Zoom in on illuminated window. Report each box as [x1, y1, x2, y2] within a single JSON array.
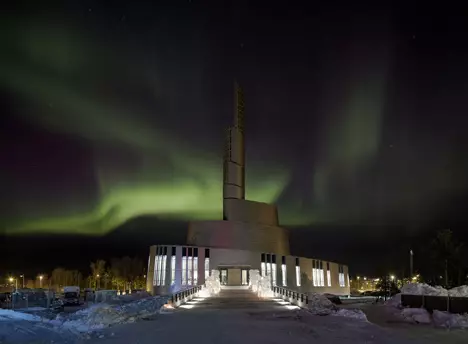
[[153, 256, 159, 285], [242, 270, 248, 285], [171, 256, 176, 285], [161, 255, 167, 286], [327, 262, 331, 287], [282, 256, 287, 286], [261, 253, 266, 276], [193, 257, 198, 285], [188, 256, 193, 285], [182, 248, 187, 286], [205, 249, 210, 280], [205, 258, 210, 279], [338, 265, 345, 287], [295, 258, 301, 287], [296, 266, 301, 287], [266, 261, 271, 279], [272, 263, 277, 286]]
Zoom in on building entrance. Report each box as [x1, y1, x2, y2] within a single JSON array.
[[219, 267, 250, 286]]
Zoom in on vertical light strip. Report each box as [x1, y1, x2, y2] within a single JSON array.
[[282, 264, 287, 286], [161, 255, 167, 286], [193, 257, 198, 285], [171, 256, 176, 285]]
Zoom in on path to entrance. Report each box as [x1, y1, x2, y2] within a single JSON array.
[[85, 287, 428, 344], [181, 286, 289, 311]]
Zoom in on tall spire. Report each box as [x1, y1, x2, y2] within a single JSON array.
[[222, 82, 246, 219], [234, 81, 244, 133]]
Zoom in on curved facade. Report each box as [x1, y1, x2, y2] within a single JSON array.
[[187, 220, 290, 255]]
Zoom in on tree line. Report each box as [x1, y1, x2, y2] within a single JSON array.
[[39, 256, 146, 291]]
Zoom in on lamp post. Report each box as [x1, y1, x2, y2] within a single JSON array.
[[39, 275, 43, 288], [19, 275, 25, 289], [96, 274, 100, 290], [9, 277, 17, 291]]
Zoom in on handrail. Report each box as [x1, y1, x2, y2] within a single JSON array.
[[272, 285, 309, 306], [169, 285, 203, 306]]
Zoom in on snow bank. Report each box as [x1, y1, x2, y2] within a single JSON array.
[[448, 285, 468, 297], [401, 283, 468, 297], [400, 308, 432, 324], [401, 283, 448, 296], [54, 295, 168, 333], [307, 293, 337, 315], [0, 309, 43, 322], [332, 308, 368, 321], [432, 310, 468, 329], [307, 293, 367, 320], [385, 293, 402, 308]]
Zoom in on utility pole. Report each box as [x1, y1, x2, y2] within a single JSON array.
[[410, 249, 414, 278]]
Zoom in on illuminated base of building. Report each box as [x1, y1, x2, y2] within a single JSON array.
[[146, 245, 351, 296]]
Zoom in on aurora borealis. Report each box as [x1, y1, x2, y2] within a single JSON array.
[[2, 2, 468, 242]]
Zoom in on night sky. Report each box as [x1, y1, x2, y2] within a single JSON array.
[[1, 2, 468, 276]]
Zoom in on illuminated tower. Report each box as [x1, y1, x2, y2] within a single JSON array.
[[223, 82, 245, 219]]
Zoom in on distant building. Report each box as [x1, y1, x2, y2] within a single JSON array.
[[146, 83, 350, 296]]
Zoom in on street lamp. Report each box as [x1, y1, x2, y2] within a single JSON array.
[[39, 275, 43, 288], [19, 275, 25, 288], [96, 274, 100, 290], [9, 277, 18, 291], [390, 275, 395, 281]]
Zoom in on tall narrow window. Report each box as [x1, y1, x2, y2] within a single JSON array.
[[161, 247, 167, 286], [272, 255, 277, 286], [338, 265, 345, 287], [261, 253, 266, 276], [193, 248, 198, 285], [182, 247, 187, 285], [327, 262, 331, 287], [188, 248, 193, 285], [153, 251, 159, 285], [266, 254, 271, 280], [281, 256, 287, 286], [171, 256, 176, 285], [205, 249, 210, 280], [312, 260, 317, 286], [319, 261, 324, 287], [295, 258, 301, 287]]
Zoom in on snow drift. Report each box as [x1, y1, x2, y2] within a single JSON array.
[[401, 283, 468, 297], [307, 293, 367, 321], [54, 295, 168, 333]]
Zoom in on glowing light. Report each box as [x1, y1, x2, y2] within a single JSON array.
[[390, 275, 395, 281], [180, 304, 194, 309]]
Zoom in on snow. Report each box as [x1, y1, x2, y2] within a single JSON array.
[[401, 283, 448, 296], [0, 309, 43, 322], [400, 308, 432, 324], [306, 293, 367, 321], [432, 310, 468, 329], [200, 269, 221, 297], [249, 269, 273, 298], [385, 293, 402, 308], [53, 295, 169, 333], [401, 283, 468, 297]]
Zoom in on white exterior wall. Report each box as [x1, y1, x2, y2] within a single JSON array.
[[147, 244, 350, 296]]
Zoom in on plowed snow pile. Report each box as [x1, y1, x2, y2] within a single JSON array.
[[401, 283, 468, 297], [54, 295, 168, 333], [307, 293, 367, 321]]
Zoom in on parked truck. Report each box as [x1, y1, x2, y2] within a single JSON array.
[[63, 286, 80, 306]]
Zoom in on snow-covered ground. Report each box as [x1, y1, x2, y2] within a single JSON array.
[[0, 292, 169, 343]]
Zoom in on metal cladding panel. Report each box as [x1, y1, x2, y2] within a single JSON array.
[[187, 220, 290, 256], [223, 184, 243, 200], [225, 161, 244, 188], [223, 199, 279, 226], [228, 129, 245, 166]]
